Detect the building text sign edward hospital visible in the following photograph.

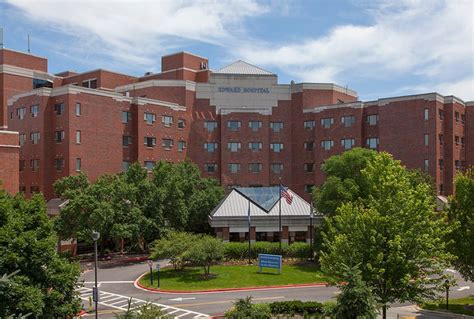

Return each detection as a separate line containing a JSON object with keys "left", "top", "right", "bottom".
{"left": 218, "top": 87, "right": 270, "bottom": 93}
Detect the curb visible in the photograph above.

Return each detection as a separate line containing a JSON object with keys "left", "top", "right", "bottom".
{"left": 134, "top": 272, "right": 329, "bottom": 294}
{"left": 415, "top": 305, "right": 474, "bottom": 319}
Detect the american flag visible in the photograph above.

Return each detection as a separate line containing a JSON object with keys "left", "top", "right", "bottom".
{"left": 280, "top": 185, "right": 293, "bottom": 205}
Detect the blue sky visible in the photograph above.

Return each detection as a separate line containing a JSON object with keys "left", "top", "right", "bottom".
{"left": 1, "top": 0, "right": 473, "bottom": 101}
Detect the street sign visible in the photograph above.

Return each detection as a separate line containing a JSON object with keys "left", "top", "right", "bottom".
{"left": 258, "top": 254, "right": 282, "bottom": 274}
{"left": 92, "top": 287, "right": 99, "bottom": 302}
{"left": 147, "top": 260, "right": 153, "bottom": 267}
{"left": 156, "top": 263, "right": 160, "bottom": 271}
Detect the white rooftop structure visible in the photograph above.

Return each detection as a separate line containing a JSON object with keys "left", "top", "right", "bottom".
{"left": 209, "top": 187, "right": 321, "bottom": 243}
{"left": 210, "top": 187, "right": 310, "bottom": 218}
{"left": 213, "top": 60, "right": 275, "bottom": 76}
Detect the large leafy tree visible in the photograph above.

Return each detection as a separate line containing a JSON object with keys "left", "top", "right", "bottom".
{"left": 0, "top": 191, "right": 80, "bottom": 317}
{"left": 151, "top": 159, "right": 224, "bottom": 232}
{"left": 55, "top": 160, "right": 224, "bottom": 252}
{"left": 313, "top": 148, "right": 436, "bottom": 216}
{"left": 320, "top": 152, "right": 452, "bottom": 319}
{"left": 313, "top": 148, "right": 377, "bottom": 216}
{"left": 55, "top": 165, "right": 157, "bottom": 253}
{"left": 447, "top": 169, "right": 474, "bottom": 281}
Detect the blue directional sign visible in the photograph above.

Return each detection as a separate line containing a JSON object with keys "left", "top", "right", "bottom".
{"left": 258, "top": 254, "right": 282, "bottom": 274}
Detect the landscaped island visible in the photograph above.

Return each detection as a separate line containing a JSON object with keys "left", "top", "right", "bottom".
{"left": 139, "top": 263, "right": 331, "bottom": 291}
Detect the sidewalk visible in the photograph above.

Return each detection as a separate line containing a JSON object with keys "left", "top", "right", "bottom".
{"left": 385, "top": 305, "right": 474, "bottom": 319}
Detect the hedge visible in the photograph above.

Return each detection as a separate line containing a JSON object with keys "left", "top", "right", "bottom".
{"left": 269, "top": 300, "right": 324, "bottom": 315}
{"left": 223, "top": 241, "right": 312, "bottom": 260}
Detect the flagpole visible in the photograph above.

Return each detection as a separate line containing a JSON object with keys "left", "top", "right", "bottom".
{"left": 279, "top": 177, "right": 282, "bottom": 253}
{"left": 310, "top": 201, "right": 314, "bottom": 261}
{"left": 248, "top": 199, "right": 251, "bottom": 265}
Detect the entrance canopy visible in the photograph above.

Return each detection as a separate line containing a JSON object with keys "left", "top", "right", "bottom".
{"left": 234, "top": 186, "right": 281, "bottom": 212}
{"left": 209, "top": 187, "right": 311, "bottom": 220}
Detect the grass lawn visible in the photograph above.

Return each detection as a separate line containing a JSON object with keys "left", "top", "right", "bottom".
{"left": 422, "top": 295, "right": 474, "bottom": 316}
{"left": 139, "top": 263, "right": 332, "bottom": 291}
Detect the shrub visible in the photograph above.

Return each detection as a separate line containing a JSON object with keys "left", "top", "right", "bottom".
{"left": 322, "top": 300, "right": 337, "bottom": 316}
{"left": 186, "top": 235, "right": 224, "bottom": 276}
{"left": 287, "top": 241, "right": 312, "bottom": 259}
{"left": 223, "top": 242, "right": 311, "bottom": 260}
{"left": 224, "top": 242, "right": 249, "bottom": 260}
{"left": 224, "top": 296, "right": 271, "bottom": 319}
{"left": 150, "top": 231, "right": 198, "bottom": 270}
{"left": 114, "top": 299, "right": 171, "bottom": 318}
{"left": 268, "top": 300, "right": 324, "bottom": 315}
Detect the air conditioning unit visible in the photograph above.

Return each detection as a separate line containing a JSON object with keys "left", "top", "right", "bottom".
{"left": 200, "top": 62, "right": 207, "bottom": 70}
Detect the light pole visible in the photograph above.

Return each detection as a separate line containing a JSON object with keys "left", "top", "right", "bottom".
{"left": 91, "top": 231, "right": 100, "bottom": 319}
{"left": 444, "top": 279, "right": 450, "bottom": 310}
{"left": 309, "top": 203, "right": 314, "bottom": 261}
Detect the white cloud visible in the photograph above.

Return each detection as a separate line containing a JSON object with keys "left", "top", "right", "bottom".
{"left": 5, "top": 0, "right": 473, "bottom": 100}
{"left": 434, "top": 77, "right": 474, "bottom": 100}
{"left": 236, "top": 0, "right": 474, "bottom": 100}
{"left": 7, "top": 0, "right": 268, "bottom": 69}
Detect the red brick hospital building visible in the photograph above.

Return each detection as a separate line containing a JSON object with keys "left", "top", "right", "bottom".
{"left": 1, "top": 48, "right": 473, "bottom": 199}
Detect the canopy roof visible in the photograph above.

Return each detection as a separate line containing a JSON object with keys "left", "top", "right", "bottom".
{"left": 209, "top": 187, "right": 311, "bottom": 218}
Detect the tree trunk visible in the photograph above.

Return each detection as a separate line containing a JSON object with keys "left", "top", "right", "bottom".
{"left": 382, "top": 304, "right": 387, "bottom": 319}
{"left": 120, "top": 238, "right": 124, "bottom": 254}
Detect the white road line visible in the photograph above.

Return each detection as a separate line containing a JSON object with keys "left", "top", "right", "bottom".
{"left": 109, "top": 300, "right": 130, "bottom": 306}
{"left": 99, "top": 296, "right": 122, "bottom": 302}
{"left": 78, "top": 287, "right": 209, "bottom": 318}
{"left": 167, "top": 309, "right": 181, "bottom": 315}
{"left": 457, "top": 286, "right": 470, "bottom": 291}
{"left": 83, "top": 281, "right": 135, "bottom": 284}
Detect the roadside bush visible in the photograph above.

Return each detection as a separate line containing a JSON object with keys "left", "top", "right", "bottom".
{"left": 268, "top": 300, "right": 324, "bottom": 315}
{"left": 114, "top": 299, "right": 171, "bottom": 318}
{"left": 224, "top": 296, "right": 271, "bottom": 319}
{"left": 321, "top": 300, "right": 337, "bottom": 317}
{"left": 224, "top": 242, "right": 248, "bottom": 260}
{"left": 224, "top": 242, "right": 311, "bottom": 260}
{"left": 287, "top": 241, "right": 312, "bottom": 259}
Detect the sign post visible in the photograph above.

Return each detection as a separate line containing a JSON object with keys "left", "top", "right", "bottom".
{"left": 258, "top": 254, "right": 282, "bottom": 274}
{"left": 147, "top": 260, "right": 153, "bottom": 286}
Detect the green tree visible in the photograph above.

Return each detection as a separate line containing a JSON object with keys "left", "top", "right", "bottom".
{"left": 0, "top": 191, "right": 80, "bottom": 318}
{"left": 313, "top": 148, "right": 377, "bottom": 216}
{"left": 151, "top": 159, "right": 224, "bottom": 232}
{"left": 188, "top": 235, "right": 224, "bottom": 276}
{"left": 335, "top": 264, "right": 378, "bottom": 319}
{"left": 447, "top": 169, "right": 474, "bottom": 281}
{"left": 55, "top": 164, "right": 159, "bottom": 253}
{"left": 320, "top": 152, "right": 452, "bottom": 319}
{"left": 150, "top": 231, "right": 198, "bottom": 270}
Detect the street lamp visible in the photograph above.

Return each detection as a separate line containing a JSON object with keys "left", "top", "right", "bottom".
{"left": 91, "top": 231, "right": 100, "bottom": 319}
{"left": 309, "top": 203, "right": 314, "bottom": 261}
{"left": 444, "top": 279, "right": 450, "bottom": 310}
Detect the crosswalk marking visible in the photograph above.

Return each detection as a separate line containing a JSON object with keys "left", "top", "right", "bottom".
{"left": 78, "top": 287, "right": 209, "bottom": 318}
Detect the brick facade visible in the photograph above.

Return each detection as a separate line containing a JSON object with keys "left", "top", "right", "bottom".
{"left": 1, "top": 48, "right": 472, "bottom": 200}
{"left": 0, "top": 130, "right": 19, "bottom": 194}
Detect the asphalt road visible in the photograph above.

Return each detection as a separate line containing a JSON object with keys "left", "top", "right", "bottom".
{"left": 79, "top": 261, "right": 473, "bottom": 318}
